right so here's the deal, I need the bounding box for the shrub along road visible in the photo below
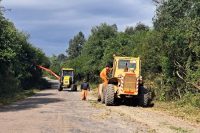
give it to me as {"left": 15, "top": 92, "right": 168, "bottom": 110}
{"left": 0, "top": 79, "right": 199, "bottom": 133}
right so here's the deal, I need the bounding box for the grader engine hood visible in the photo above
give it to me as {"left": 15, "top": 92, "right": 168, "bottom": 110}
{"left": 121, "top": 73, "right": 138, "bottom": 95}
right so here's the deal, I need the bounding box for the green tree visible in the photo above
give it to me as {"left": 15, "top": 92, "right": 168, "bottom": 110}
{"left": 66, "top": 31, "right": 85, "bottom": 59}
{"left": 153, "top": 0, "right": 200, "bottom": 99}
{"left": 80, "top": 23, "right": 118, "bottom": 81}
{"left": 125, "top": 22, "right": 149, "bottom": 35}
{"left": 0, "top": 6, "right": 50, "bottom": 97}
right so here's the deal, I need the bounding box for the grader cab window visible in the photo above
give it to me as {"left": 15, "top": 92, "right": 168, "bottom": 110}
{"left": 118, "top": 60, "right": 136, "bottom": 69}
{"left": 63, "top": 70, "right": 73, "bottom": 76}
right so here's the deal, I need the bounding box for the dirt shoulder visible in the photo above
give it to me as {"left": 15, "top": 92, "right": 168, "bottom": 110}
{"left": 88, "top": 90, "right": 200, "bottom": 133}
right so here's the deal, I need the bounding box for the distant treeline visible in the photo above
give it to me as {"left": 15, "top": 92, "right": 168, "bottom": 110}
{"left": 50, "top": 0, "right": 200, "bottom": 107}
{"left": 0, "top": 5, "right": 50, "bottom": 98}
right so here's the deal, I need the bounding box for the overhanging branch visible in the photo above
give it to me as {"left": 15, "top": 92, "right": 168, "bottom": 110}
{"left": 176, "top": 71, "right": 200, "bottom": 91}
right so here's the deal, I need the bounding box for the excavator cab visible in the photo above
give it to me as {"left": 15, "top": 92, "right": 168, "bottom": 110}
{"left": 58, "top": 68, "right": 77, "bottom": 91}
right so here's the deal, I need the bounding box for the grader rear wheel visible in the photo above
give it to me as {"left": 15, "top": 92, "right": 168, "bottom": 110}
{"left": 105, "top": 84, "right": 115, "bottom": 106}
{"left": 139, "top": 86, "right": 149, "bottom": 107}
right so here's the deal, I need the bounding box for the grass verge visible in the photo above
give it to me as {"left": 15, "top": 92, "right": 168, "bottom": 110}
{"left": 153, "top": 101, "right": 200, "bottom": 124}
{"left": 169, "top": 125, "right": 191, "bottom": 133}
{"left": 0, "top": 89, "right": 39, "bottom": 106}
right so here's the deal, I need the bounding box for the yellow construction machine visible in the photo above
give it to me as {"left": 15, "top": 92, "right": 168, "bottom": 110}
{"left": 98, "top": 56, "right": 149, "bottom": 106}
{"left": 58, "top": 68, "right": 77, "bottom": 91}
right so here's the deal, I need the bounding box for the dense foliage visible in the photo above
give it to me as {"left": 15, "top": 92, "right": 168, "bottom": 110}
{"left": 153, "top": 0, "right": 200, "bottom": 98}
{"left": 0, "top": 4, "right": 50, "bottom": 98}
{"left": 56, "top": 0, "right": 200, "bottom": 106}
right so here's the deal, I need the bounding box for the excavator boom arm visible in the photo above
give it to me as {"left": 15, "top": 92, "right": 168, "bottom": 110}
{"left": 37, "top": 65, "right": 60, "bottom": 80}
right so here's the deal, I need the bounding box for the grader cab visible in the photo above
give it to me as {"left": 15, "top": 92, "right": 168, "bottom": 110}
{"left": 99, "top": 56, "right": 149, "bottom": 106}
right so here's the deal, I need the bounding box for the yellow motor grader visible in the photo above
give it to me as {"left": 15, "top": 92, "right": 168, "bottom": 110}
{"left": 98, "top": 56, "right": 149, "bottom": 106}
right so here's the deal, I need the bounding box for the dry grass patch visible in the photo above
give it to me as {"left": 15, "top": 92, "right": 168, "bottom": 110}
{"left": 154, "top": 101, "right": 200, "bottom": 124}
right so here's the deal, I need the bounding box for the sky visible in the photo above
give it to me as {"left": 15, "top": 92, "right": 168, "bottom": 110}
{"left": 1, "top": 0, "right": 156, "bottom": 56}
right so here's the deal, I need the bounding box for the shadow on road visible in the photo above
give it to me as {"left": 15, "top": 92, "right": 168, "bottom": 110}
{"left": 62, "top": 89, "right": 81, "bottom": 92}
{"left": 93, "top": 98, "right": 154, "bottom": 108}
{"left": 0, "top": 97, "right": 64, "bottom": 112}
{"left": 40, "top": 77, "right": 60, "bottom": 89}
{"left": 112, "top": 100, "right": 155, "bottom": 108}
{"left": 34, "top": 92, "right": 55, "bottom": 97}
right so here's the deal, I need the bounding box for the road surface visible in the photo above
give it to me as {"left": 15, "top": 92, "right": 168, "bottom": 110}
{"left": 0, "top": 79, "right": 199, "bottom": 133}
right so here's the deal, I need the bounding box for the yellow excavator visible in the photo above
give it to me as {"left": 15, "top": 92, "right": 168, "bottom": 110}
{"left": 37, "top": 66, "right": 77, "bottom": 91}
{"left": 58, "top": 68, "right": 77, "bottom": 91}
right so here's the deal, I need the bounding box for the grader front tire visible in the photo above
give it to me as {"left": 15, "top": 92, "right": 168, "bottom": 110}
{"left": 101, "top": 87, "right": 106, "bottom": 104}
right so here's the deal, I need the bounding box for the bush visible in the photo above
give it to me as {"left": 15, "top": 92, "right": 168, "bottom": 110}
{"left": 177, "top": 93, "right": 200, "bottom": 108}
